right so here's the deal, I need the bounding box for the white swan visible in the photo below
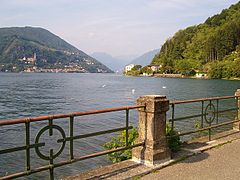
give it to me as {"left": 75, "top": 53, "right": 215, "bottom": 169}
{"left": 132, "top": 89, "right": 135, "bottom": 94}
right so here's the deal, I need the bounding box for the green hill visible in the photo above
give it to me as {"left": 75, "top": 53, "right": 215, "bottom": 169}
{"left": 0, "top": 27, "right": 113, "bottom": 73}
{"left": 152, "top": 2, "right": 240, "bottom": 79}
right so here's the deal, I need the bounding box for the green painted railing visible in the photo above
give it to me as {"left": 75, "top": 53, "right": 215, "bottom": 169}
{"left": 0, "top": 105, "right": 145, "bottom": 180}
{"left": 169, "top": 95, "right": 239, "bottom": 140}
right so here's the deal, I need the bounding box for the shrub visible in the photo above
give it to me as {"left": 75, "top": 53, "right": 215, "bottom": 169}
{"left": 103, "top": 128, "right": 138, "bottom": 163}
{"left": 166, "top": 123, "right": 181, "bottom": 152}
{"left": 193, "top": 120, "right": 208, "bottom": 138}
{"left": 103, "top": 124, "right": 180, "bottom": 163}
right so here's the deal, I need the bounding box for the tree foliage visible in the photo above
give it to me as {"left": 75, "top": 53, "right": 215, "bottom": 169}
{"left": 152, "top": 2, "right": 240, "bottom": 79}
{"left": 131, "top": 65, "right": 142, "bottom": 71}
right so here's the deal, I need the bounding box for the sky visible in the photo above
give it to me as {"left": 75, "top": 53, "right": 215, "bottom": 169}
{"left": 0, "top": 0, "right": 239, "bottom": 58}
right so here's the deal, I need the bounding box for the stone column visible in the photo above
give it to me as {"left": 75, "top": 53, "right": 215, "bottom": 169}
{"left": 132, "top": 95, "right": 170, "bottom": 166}
{"left": 233, "top": 89, "right": 240, "bottom": 131}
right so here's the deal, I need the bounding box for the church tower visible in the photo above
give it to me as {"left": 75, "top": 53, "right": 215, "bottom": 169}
{"left": 33, "top": 53, "right": 37, "bottom": 61}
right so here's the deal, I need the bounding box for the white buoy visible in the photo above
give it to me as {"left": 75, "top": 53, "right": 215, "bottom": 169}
{"left": 132, "top": 89, "right": 135, "bottom": 94}
{"left": 162, "top": 86, "right": 166, "bottom": 89}
{"left": 102, "top": 84, "right": 106, "bottom": 88}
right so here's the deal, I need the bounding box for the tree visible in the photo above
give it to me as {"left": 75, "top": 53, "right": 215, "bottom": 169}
{"left": 140, "top": 66, "right": 153, "bottom": 74}
{"left": 131, "top": 65, "right": 142, "bottom": 71}
{"left": 149, "top": 1, "right": 240, "bottom": 79}
{"left": 174, "top": 59, "right": 197, "bottom": 76}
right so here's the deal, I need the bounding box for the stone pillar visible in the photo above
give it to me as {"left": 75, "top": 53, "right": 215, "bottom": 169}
{"left": 233, "top": 89, "right": 240, "bottom": 131}
{"left": 132, "top": 95, "right": 170, "bottom": 166}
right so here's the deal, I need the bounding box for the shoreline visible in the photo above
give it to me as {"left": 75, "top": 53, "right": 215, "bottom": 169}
{"left": 136, "top": 73, "right": 240, "bottom": 81}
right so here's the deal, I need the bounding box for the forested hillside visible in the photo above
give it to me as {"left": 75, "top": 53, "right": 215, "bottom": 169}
{"left": 0, "top": 27, "right": 113, "bottom": 73}
{"left": 152, "top": 2, "right": 240, "bottom": 79}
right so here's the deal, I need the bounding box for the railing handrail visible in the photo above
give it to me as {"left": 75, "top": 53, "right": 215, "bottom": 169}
{"left": 0, "top": 94, "right": 238, "bottom": 179}
{"left": 170, "top": 95, "right": 236, "bottom": 105}
{"left": 0, "top": 104, "right": 146, "bottom": 179}
{"left": 0, "top": 105, "right": 145, "bottom": 126}
{"left": 1, "top": 95, "right": 237, "bottom": 126}
{"left": 169, "top": 93, "right": 239, "bottom": 142}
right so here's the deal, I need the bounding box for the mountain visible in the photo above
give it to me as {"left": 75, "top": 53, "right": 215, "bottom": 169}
{"left": 0, "top": 27, "right": 113, "bottom": 73}
{"left": 91, "top": 52, "right": 130, "bottom": 72}
{"left": 130, "top": 49, "right": 160, "bottom": 66}
{"left": 91, "top": 49, "right": 160, "bottom": 72}
{"left": 151, "top": 2, "right": 240, "bottom": 79}
{"left": 115, "top": 54, "right": 138, "bottom": 62}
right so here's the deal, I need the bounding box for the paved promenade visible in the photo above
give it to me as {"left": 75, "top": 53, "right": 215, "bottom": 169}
{"left": 143, "top": 138, "right": 240, "bottom": 180}
{"left": 65, "top": 130, "right": 240, "bottom": 180}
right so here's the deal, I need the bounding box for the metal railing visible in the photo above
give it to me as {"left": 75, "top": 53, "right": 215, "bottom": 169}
{"left": 0, "top": 105, "right": 145, "bottom": 180}
{"left": 169, "top": 95, "right": 239, "bottom": 141}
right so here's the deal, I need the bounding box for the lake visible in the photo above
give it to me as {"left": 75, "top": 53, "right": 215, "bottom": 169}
{"left": 0, "top": 73, "right": 239, "bottom": 179}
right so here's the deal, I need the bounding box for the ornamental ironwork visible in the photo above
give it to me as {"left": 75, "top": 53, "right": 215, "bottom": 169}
{"left": 35, "top": 124, "right": 66, "bottom": 160}
{"left": 204, "top": 101, "right": 216, "bottom": 124}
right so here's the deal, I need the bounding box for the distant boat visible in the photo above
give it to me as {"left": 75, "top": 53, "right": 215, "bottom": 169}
{"left": 132, "top": 89, "right": 135, "bottom": 94}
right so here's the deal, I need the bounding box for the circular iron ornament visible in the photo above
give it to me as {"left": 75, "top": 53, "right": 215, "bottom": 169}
{"left": 35, "top": 125, "right": 66, "bottom": 160}
{"left": 204, "top": 103, "right": 216, "bottom": 124}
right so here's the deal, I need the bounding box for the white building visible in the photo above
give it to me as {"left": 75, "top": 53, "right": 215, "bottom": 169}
{"left": 150, "top": 64, "right": 162, "bottom": 72}
{"left": 125, "top": 64, "right": 135, "bottom": 72}
{"left": 20, "top": 53, "right": 37, "bottom": 65}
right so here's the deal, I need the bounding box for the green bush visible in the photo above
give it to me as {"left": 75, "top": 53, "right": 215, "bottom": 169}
{"left": 103, "top": 124, "right": 180, "bottom": 163}
{"left": 103, "top": 128, "right": 138, "bottom": 163}
{"left": 193, "top": 120, "right": 208, "bottom": 138}
{"left": 208, "top": 59, "right": 240, "bottom": 79}
{"left": 166, "top": 124, "right": 181, "bottom": 152}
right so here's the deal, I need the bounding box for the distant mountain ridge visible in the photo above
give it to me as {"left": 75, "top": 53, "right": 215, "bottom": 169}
{"left": 92, "top": 49, "right": 160, "bottom": 72}
{"left": 90, "top": 52, "right": 130, "bottom": 72}
{"left": 130, "top": 49, "right": 160, "bottom": 66}
{"left": 0, "top": 26, "right": 113, "bottom": 73}
{"left": 0, "top": 27, "right": 79, "bottom": 52}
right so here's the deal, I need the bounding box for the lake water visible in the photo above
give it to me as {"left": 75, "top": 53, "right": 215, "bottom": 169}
{"left": 0, "top": 73, "right": 239, "bottom": 179}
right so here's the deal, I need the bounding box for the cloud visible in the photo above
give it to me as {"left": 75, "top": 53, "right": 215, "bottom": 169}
{"left": 0, "top": 0, "right": 239, "bottom": 56}
{"left": 88, "top": 32, "right": 95, "bottom": 38}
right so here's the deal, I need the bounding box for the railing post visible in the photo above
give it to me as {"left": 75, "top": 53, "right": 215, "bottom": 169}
{"left": 132, "top": 95, "right": 170, "bottom": 166}
{"left": 233, "top": 89, "right": 240, "bottom": 131}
